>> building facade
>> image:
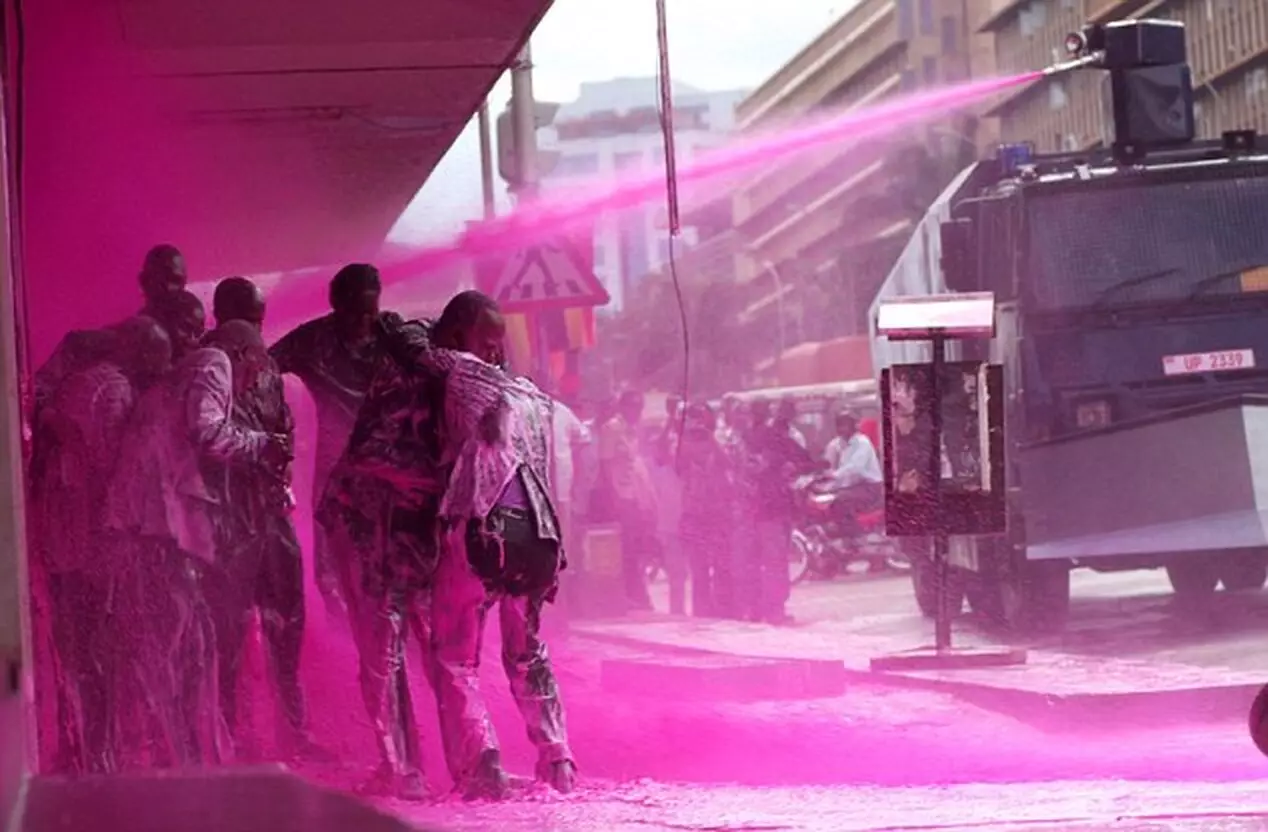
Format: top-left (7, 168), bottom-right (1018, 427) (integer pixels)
top-left (536, 78), bottom-right (746, 312)
top-left (982, 0), bottom-right (1268, 151)
top-left (726, 0), bottom-right (980, 383)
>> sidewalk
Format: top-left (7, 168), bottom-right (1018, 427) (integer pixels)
top-left (389, 779), bottom-right (1268, 832)
top-left (569, 607), bottom-right (1266, 728)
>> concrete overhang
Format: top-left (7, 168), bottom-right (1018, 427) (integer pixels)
top-left (16, 0), bottom-right (552, 359)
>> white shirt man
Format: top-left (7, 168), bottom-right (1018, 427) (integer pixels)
top-left (824, 414), bottom-right (882, 490)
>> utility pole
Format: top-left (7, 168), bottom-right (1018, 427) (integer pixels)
top-left (509, 43), bottom-right (539, 201)
top-left (508, 42), bottom-right (552, 382)
top-left (476, 101), bottom-right (496, 220)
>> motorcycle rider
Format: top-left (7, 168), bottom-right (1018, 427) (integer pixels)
top-left (822, 410), bottom-right (883, 535)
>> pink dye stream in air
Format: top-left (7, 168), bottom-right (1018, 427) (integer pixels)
top-left (263, 71), bottom-right (1040, 325)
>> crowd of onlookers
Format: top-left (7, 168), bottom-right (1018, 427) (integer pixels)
top-left (563, 393), bottom-right (833, 624)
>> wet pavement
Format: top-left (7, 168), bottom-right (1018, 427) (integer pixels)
top-left (283, 569), bottom-right (1268, 831)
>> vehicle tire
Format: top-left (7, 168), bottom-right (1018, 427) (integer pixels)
top-left (790, 530), bottom-right (815, 585)
top-left (1219, 553), bottom-right (1268, 592)
top-left (1167, 560), bottom-right (1220, 597)
top-left (1001, 560), bottom-right (1070, 634)
top-left (911, 555), bottom-right (965, 620)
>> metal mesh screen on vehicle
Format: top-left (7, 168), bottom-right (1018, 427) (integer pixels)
top-left (1026, 171), bottom-right (1268, 310)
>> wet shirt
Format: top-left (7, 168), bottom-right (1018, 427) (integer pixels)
top-left (678, 428), bottom-right (733, 524)
top-left (270, 312), bottom-right (405, 487)
top-left (106, 348), bottom-right (269, 565)
top-left (318, 320), bottom-right (447, 596)
top-left (742, 423), bottom-right (816, 519)
top-left (211, 355), bottom-right (296, 540)
top-left (34, 362), bottom-right (136, 574)
top-left (441, 359), bottom-right (560, 544)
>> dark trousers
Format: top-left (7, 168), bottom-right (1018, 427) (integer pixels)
top-left (206, 514), bottom-right (307, 744)
top-left (615, 500), bottom-right (655, 608)
top-left (116, 541), bottom-right (229, 768)
top-left (47, 570), bottom-right (113, 774)
top-left (680, 516), bottom-right (728, 618)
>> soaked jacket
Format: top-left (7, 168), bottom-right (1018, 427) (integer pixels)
top-left (318, 319), bottom-right (448, 596)
top-left (106, 348), bottom-right (269, 565)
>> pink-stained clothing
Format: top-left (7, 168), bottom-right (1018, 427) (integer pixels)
top-left (106, 347), bottom-right (269, 565)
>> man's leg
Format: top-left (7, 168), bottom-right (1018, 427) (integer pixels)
top-left (497, 589), bottom-right (575, 793)
top-left (757, 519), bottom-right (793, 622)
top-left (430, 523), bottom-right (502, 798)
top-left (255, 515), bottom-right (310, 743)
top-left (202, 559), bottom-right (254, 747)
top-left (618, 503), bottom-right (653, 610)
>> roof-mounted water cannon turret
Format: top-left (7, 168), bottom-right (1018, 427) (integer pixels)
top-left (1045, 19), bottom-right (1194, 164)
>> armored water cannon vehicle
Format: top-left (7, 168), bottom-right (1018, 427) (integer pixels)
top-left (871, 18), bottom-right (1268, 633)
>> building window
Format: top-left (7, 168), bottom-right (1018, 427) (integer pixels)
top-left (919, 0), bottom-right (934, 35)
top-left (898, 0), bottom-right (914, 38)
top-left (923, 57), bottom-right (938, 86)
top-left (1048, 80), bottom-right (1068, 111)
top-left (614, 151), bottom-right (643, 171)
top-left (940, 15), bottom-right (957, 53)
top-left (1018, 2), bottom-right (1047, 38)
top-left (554, 153), bottom-right (600, 177)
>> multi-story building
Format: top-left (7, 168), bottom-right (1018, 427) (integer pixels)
top-left (981, 0), bottom-right (1268, 152)
top-left (726, 0), bottom-right (980, 383)
top-left (536, 78), bottom-right (746, 312)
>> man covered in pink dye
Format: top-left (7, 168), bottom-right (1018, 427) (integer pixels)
top-left (28, 316), bottom-right (172, 774)
top-left (105, 320), bottom-right (291, 767)
top-left (270, 264), bottom-right (405, 616)
top-left (422, 291), bottom-right (576, 800)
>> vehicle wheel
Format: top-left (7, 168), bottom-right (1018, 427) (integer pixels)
top-left (1219, 553), bottom-right (1268, 592)
top-left (1167, 560), bottom-right (1219, 596)
top-left (911, 555), bottom-right (964, 620)
top-left (972, 556), bottom-right (1069, 635)
top-left (998, 560), bottom-right (1070, 634)
top-left (790, 530), bottom-right (814, 585)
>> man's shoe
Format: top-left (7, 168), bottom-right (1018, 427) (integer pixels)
top-left (536, 759), bottom-right (577, 794)
top-left (396, 769), bottom-right (429, 802)
top-left (462, 749), bottom-right (511, 801)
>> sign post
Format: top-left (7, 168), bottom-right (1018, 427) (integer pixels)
top-left (871, 292), bottom-right (1026, 671)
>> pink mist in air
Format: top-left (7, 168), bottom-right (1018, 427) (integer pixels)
top-left (262, 71), bottom-right (1039, 323)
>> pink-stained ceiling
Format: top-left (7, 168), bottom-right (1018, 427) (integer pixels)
top-left (13, 0), bottom-right (551, 360)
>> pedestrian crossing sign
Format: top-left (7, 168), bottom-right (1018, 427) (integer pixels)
top-left (489, 241), bottom-right (610, 312)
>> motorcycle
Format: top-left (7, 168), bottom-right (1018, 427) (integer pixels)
top-left (790, 475), bottom-right (909, 583)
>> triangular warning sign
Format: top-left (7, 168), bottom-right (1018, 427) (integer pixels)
top-left (490, 241), bottom-right (610, 312)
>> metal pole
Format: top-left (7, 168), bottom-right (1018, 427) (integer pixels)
top-left (0, 85), bottom-right (33, 778)
top-left (477, 101), bottom-right (496, 220)
top-left (930, 335), bottom-right (951, 651)
top-left (510, 42), bottom-right (539, 200)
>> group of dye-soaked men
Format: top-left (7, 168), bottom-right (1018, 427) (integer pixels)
top-left (28, 244), bottom-right (575, 800)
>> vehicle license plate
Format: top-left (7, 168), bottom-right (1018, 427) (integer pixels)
top-left (1162, 349), bottom-right (1255, 376)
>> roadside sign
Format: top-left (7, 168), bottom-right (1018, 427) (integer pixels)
top-left (1162, 348), bottom-right (1255, 376)
top-left (488, 240), bottom-right (610, 312)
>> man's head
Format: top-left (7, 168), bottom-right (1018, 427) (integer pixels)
top-left (205, 319), bottom-right (268, 395)
top-left (113, 315), bottom-right (172, 385)
top-left (618, 390), bottom-right (644, 426)
top-left (836, 409), bottom-right (859, 439)
top-left (775, 399), bottom-right (797, 428)
top-left (750, 399), bottom-right (772, 428)
top-left (139, 244), bottom-right (187, 307)
top-left (435, 290), bottom-right (505, 365)
top-left (154, 290), bottom-right (206, 359)
top-left (213, 277), bottom-right (265, 331)
top-left (686, 401), bottom-right (715, 433)
top-left (329, 263), bottom-right (382, 340)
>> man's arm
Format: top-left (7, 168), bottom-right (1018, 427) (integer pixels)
top-left (185, 351), bottom-right (269, 463)
top-left (268, 321), bottom-right (313, 376)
